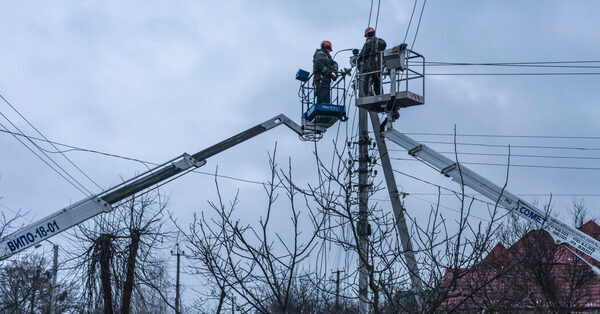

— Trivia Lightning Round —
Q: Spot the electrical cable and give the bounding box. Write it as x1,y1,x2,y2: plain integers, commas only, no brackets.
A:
2,127,598,197
0,93,101,191
390,157,600,171
403,132,600,140
0,128,155,167
386,139,600,151
422,60,600,68
386,166,497,207
403,0,419,43
367,0,374,27
374,0,381,31
426,63,600,69
0,119,91,196
410,0,427,50
405,194,496,222
427,72,600,76
378,192,600,197
419,151,600,161
408,59,600,75
332,48,357,60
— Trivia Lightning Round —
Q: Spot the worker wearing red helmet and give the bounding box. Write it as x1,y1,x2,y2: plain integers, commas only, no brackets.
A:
358,27,387,96
313,40,338,104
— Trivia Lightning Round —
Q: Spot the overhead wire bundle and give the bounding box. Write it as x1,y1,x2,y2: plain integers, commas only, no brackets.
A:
0,92,100,197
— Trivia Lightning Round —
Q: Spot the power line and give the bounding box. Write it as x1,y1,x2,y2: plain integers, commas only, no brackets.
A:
386,168,600,219
410,0,427,50
405,194,495,222
380,192,600,197
391,157,600,171
422,60,600,68
0,93,101,192
412,59,600,75
2,127,598,198
425,151,600,161
403,0,418,43
396,140,600,151
388,167,495,205
404,132,600,140
427,63,600,69
367,0,374,27
374,0,381,31
426,72,600,76
0,128,154,166
0,120,91,196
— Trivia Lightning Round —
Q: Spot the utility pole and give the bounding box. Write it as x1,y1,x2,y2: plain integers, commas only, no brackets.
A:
333,269,343,309
49,243,58,314
369,112,423,306
171,243,185,314
357,107,370,313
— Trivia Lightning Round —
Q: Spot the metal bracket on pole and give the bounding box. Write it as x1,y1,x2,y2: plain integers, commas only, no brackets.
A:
369,112,423,304
172,153,207,170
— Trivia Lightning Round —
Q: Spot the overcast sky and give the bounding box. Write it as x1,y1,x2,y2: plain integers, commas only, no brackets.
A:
1,0,599,306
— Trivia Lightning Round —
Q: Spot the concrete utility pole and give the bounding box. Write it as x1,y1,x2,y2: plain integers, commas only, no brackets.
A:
369,112,423,305
49,244,58,314
333,269,343,309
171,243,185,314
357,107,370,313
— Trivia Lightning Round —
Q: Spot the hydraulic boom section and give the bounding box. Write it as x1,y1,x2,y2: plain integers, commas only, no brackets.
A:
0,114,303,260
382,127,600,273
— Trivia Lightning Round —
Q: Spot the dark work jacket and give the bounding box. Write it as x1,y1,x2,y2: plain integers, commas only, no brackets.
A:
313,48,338,84
358,36,387,72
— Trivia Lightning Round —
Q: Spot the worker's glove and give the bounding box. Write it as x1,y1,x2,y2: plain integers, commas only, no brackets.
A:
352,48,360,55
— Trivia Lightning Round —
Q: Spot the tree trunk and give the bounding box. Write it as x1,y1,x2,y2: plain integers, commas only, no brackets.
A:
216,287,226,314
99,234,114,314
121,230,141,314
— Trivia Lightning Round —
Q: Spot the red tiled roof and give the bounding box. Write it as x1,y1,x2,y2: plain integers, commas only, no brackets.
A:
441,220,600,310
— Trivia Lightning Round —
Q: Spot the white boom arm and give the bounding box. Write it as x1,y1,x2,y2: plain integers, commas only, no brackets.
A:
0,114,303,260
383,127,600,269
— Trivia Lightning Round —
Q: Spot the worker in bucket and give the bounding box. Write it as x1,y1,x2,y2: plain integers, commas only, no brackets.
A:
313,40,338,104
358,27,387,96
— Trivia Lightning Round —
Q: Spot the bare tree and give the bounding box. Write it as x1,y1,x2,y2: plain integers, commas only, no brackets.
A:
291,129,511,313
174,127,523,312
0,253,78,313
181,146,327,313
570,198,589,228
72,190,175,313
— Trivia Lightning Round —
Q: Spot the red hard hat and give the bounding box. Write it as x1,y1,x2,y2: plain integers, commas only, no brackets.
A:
321,40,332,52
364,27,375,37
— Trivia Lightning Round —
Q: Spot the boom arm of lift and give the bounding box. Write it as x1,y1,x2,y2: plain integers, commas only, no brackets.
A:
0,114,303,260
381,126,600,274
